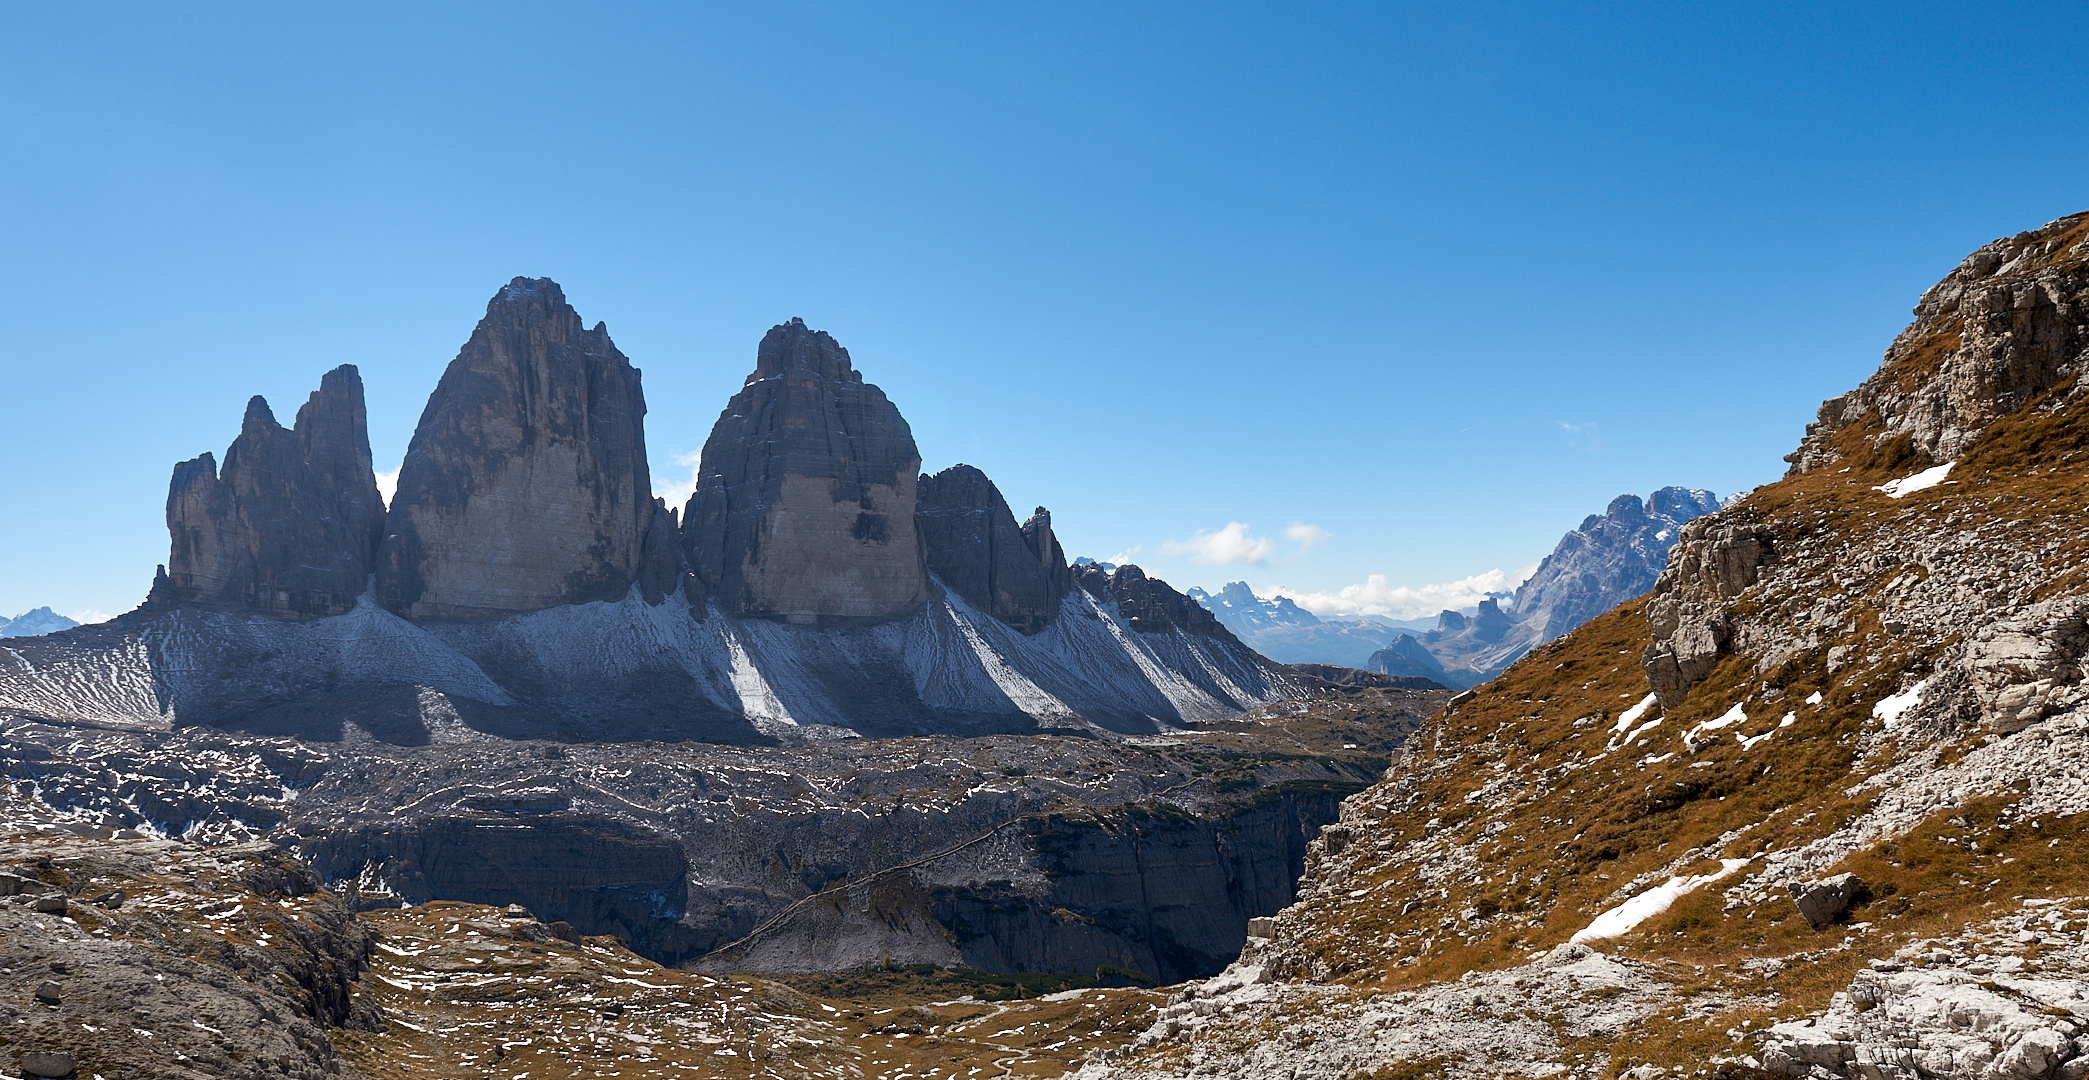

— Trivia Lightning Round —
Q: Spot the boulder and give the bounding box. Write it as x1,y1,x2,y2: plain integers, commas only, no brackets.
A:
154,366,385,618
377,278,660,620
681,318,928,624
33,980,61,1004
1787,872,1863,929
915,465,1069,633
18,1050,76,1078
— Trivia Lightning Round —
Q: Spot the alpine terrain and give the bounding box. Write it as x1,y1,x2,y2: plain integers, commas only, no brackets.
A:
1076,212,2089,1079
0,277,1454,1079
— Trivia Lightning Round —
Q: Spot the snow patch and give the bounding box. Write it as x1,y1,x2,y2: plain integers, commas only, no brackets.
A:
1874,461,1955,498
1570,858,1751,943
1872,678,1930,729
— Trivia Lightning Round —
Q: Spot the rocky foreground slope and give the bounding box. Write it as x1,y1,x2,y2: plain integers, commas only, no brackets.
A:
1079,211,2089,1079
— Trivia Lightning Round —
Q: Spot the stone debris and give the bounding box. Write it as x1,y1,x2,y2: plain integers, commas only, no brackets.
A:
1789,873,1866,930
1757,898,2089,1079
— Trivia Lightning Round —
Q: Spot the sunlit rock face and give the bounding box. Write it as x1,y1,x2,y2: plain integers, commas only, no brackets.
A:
157,364,385,619
681,318,929,625
376,277,660,620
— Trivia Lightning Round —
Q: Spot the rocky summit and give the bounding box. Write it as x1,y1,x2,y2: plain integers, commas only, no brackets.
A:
153,364,385,619
682,316,930,625
377,277,662,620
1358,486,1720,686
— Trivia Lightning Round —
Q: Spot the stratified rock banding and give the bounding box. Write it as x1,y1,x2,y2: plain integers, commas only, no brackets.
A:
376,278,662,620
681,318,929,624
155,365,385,618
916,465,1070,633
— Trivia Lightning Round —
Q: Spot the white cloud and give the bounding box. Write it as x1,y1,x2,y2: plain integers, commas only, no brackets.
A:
652,451,702,510
374,468,400,508
1271,568,1515,620
1283,522,1330,549
1103,546,1142,566
66,609,114,626
1161,522,1276,566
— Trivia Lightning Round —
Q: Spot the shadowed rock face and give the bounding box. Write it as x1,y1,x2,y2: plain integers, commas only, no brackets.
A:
916,465,1070,633
377,278,659,620
1073,564,1241,642
682,318,929,624
156,365,385,619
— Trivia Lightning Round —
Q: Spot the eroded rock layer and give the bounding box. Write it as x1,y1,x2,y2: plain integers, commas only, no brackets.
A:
156,365,385,619
377,278,657,620
682,318,928,624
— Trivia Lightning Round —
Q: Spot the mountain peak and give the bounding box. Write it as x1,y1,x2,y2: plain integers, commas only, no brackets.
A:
753,317,860,384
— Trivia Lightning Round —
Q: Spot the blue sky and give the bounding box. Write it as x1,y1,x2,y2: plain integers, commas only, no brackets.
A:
3,3,2086,623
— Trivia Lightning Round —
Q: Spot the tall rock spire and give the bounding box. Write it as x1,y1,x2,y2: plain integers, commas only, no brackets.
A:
681,318,929,624
376,277,661,619
916,466,1070,633
157,365,385,618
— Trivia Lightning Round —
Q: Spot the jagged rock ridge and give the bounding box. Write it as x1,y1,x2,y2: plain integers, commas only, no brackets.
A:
916,464,1071,634
152,365,385,619
1356,486,1719,686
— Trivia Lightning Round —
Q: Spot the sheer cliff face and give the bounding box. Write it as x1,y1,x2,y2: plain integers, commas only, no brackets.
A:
916,465,1069,633
377,278,658,620
682,318,928,624
159,365,385,618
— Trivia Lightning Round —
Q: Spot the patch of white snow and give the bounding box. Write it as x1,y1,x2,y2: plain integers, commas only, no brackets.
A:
1570,858,1751,943
1874,461,1955,498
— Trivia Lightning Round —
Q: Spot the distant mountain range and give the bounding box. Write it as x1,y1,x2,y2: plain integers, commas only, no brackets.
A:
1192,487,1721,688
1185,582,1437,668
0,607,77,638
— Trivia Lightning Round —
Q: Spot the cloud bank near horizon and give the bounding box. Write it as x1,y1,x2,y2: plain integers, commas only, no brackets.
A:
1269,568,1520,621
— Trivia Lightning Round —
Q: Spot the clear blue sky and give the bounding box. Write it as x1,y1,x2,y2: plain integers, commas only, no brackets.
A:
4,3,2086,623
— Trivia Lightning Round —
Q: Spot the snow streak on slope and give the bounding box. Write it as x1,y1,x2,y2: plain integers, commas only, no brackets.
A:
0,579,1295,738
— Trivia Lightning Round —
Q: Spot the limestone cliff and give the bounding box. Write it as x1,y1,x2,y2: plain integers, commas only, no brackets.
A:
916,465,1069,633
376,278,661,620
1787,211,2089,473
681,318,929,624
155,365,385,619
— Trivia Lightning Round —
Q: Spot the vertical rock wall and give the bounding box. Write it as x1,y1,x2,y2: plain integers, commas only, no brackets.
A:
157,365,385,618
916,465,1069,633
376,278,658,620
681,318,929,624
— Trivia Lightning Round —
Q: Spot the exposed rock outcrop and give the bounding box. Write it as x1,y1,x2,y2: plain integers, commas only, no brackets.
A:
1639,515,1778,706
681,318,929,625
376,278,659,620
916,465,1069,633
154,366,385,619
1787,212,2089,474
